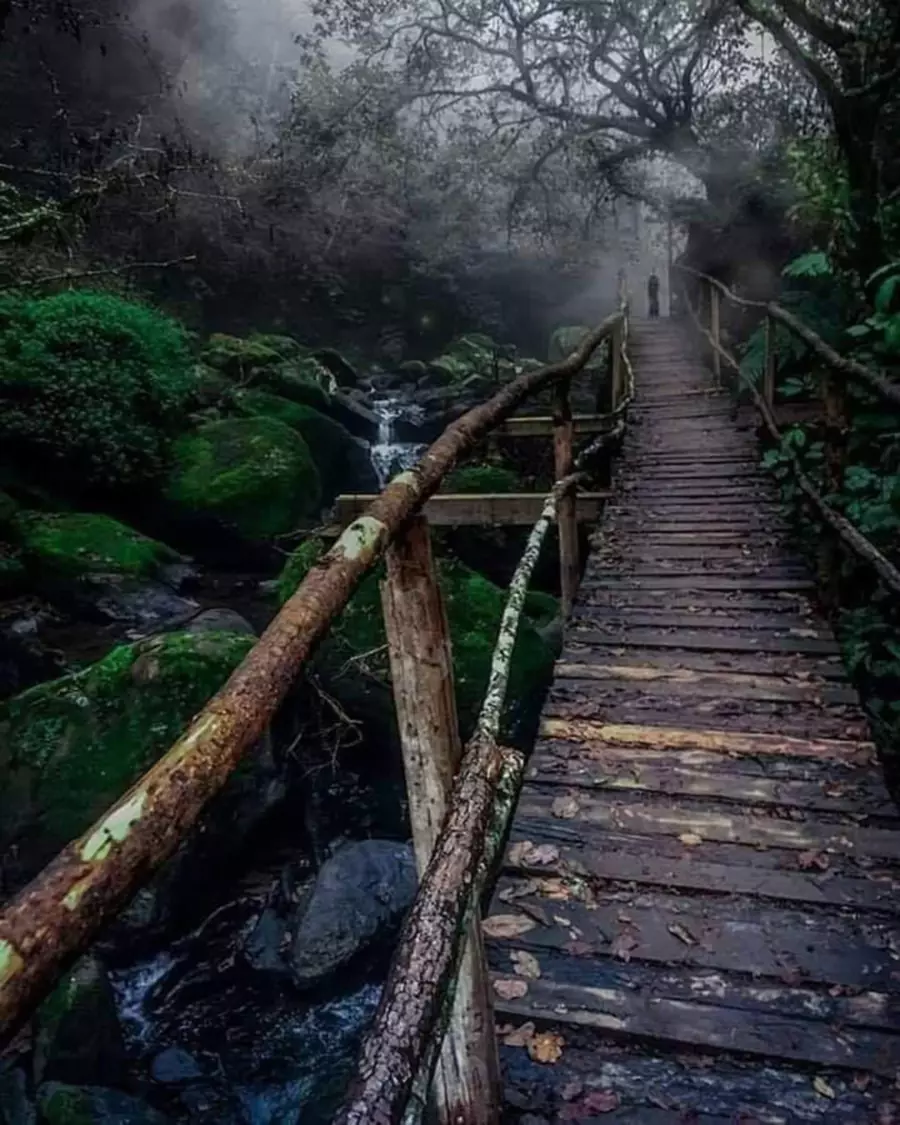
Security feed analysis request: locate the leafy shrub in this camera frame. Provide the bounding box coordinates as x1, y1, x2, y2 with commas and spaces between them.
0, 290, 194, 491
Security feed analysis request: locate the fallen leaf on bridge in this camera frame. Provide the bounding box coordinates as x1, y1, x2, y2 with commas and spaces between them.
798, 850, 830, 871
511, 950, 541, 979
509, 841, 561, 867
483, 914, 536, 939
493, 977, 529, 1000
678, 832, 703, 846
501, 1021, 535, 1047
551, 795, 581, 819
667, 921, 697, 945
813, 1076, 836, 1099
560, 1089, 620, 1116
527, 1030, 564, 1064
611, 930, 639, 961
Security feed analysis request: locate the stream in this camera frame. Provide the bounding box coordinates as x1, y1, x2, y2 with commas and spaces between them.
368, 395, 427, 488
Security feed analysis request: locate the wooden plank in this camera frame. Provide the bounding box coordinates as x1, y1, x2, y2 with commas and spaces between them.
497, 413, 614, 437
517, 787, 900, 860
554, 661, 856, 701
325, 490, 610, 532
579, 575, 815, 590
568, 626, 840, 655
496, 1041, 888, 1124
528, 752, 897, 817
505, 827, 900, 912
492, 976, 900, 1076
539, 718, 875, 763
488, 882, 900, 997
565, 609, 821, 631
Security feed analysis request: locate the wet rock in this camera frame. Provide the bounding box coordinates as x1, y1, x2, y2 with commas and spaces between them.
328, 390, 379, 441
150, 1048, 203, 1086
288, 840, 416, 987
314, 348, 359, 389
85, 577, 198, 630
36, 1084, 174, 1125
0, 1067, 35, 1125
183, 608, 257, 637
34, 957, 127, 1088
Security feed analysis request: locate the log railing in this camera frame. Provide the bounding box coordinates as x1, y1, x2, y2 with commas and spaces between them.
678, 266, 900, 599
0, 280, 633, 1125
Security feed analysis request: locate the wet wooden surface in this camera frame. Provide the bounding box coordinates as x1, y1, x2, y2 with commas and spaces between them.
486, 319, 900, 1122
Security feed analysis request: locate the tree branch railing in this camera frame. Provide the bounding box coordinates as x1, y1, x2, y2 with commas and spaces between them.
677, 263, 900, 410
0, 281, 633, 1125
677, 268, 900, 600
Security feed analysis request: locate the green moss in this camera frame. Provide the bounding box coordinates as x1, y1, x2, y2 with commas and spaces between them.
13, 511, 177, 581
164, 417, 321, 539
38, 1085, 94, 1125
200, 333, 334, 409
277, 539, 553, 732
444, 465, 521, 494
0, 631, 254, 857
0, 290, 194, 490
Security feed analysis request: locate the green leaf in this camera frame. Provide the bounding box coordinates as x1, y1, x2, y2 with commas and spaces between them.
783, 251, 831, 279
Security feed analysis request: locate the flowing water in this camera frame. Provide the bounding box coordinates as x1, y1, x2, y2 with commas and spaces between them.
369, 396, 426, 487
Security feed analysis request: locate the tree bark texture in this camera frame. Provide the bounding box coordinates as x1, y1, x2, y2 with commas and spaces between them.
553, 377, 579, 618
0, 309, 624, 1048
684, 283, 900, 598
381, 517, 500, 1125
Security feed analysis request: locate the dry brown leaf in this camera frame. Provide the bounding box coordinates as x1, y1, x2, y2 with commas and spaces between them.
511, 950, 541, 980
667, 921, 696, 946
678, 832, 703, 846
498, 880, 537, 903
527, 843, 561, 867
611, 930, 639, 962
482, 914, 537, 939
551, 795, 581, 819
813, 1076, 836, 1099
560, 1079, 584, 1102
564, 939, 594, 957
527, 1030, 564, 1064
493, 977, 528, 1000
798, 850, 830, 871
508, 840, 535, 866
502, 1021, 535, 1047
537, 877, 571, 901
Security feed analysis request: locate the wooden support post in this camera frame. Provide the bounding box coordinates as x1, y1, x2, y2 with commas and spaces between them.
380, 517, 500, 1125
763, 315, 776, 408
818, 365, 848, 608
709, 282, 721, 386
610, 320, 624, 412
554, 377, 579, 617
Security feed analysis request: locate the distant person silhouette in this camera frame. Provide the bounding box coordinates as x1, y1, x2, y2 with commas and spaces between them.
648, 273, 660, 318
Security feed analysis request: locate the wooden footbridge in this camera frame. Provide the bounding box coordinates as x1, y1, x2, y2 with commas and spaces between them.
2, 277, 899, 1124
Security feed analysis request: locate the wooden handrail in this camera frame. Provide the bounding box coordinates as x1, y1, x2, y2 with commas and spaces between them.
0, 308, 627, 1052
681, 279, 900, 598
676, 264, 900, 409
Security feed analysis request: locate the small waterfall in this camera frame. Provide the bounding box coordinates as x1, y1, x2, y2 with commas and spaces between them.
370, 396, 426, 487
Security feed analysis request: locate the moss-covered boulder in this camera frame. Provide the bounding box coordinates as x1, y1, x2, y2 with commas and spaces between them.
34, 957, 127, 1088
164, 417, 321, 540
12, 512, 177, 583
0, 630, 253, 875
548, 325, 608, 369
428, 333, 515, 385
277, 540, 554, 736
0, 290, 195, 493
200, 333, 335, 410
233, 391, 377, 499
444, 465, 521, 494
37, 1084, 173, 1125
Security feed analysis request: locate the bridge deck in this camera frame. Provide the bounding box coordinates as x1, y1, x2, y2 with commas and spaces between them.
486, 319, 900, 1122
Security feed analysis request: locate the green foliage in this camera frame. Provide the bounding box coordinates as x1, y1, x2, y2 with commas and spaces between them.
444, 464, 521, 493
845, 262, 900, 356
0, 631, 254, 861
277, 537, 554, 733
782, 251, 832, 279
12, 511, 177, 582
0, 290, 194, 491
164, 417, 322, 540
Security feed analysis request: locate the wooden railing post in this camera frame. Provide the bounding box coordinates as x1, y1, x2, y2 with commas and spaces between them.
380, 516, 500, 1125
610, 320, 624, 411
709, 281, 721, 386
554, 377, 579, 617
763, 315, 776, 408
